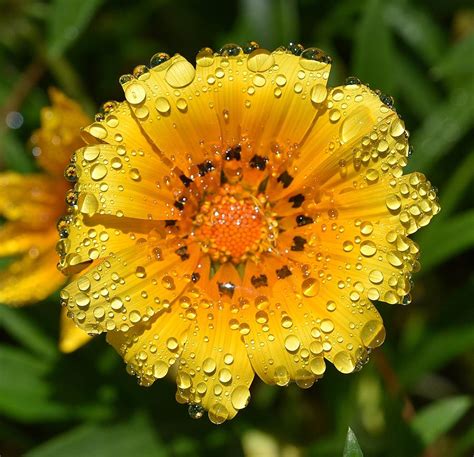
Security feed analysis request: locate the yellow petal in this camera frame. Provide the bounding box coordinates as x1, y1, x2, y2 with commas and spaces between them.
0, 172, 66, 226
31, 88, 90, 177
61, 240, 200, 334
73, 144, 177, 220
177, 302, 254, 423
106, 307, 190, 386
59, 307, 92, 353
0, 242, 65, 306
0, 222, 50, 257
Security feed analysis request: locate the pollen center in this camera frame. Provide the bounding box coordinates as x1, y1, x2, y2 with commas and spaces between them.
193, 185, 275, 263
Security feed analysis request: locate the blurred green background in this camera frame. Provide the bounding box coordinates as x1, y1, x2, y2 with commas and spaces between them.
0, 0, 473, 456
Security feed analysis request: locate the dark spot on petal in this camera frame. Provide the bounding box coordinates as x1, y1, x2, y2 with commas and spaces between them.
165, 220, 177, 227
174, 197, 187, 210
179, 174, 193, 187
249, 155, 268, 171
277, 171, 294, 188
218, 281, 235, 298
191, 272, 201, 283
225, 145, 241, 161
296, 215, 313, 227
197, 161, 215, 176
175, 246, 190, 261
291, 236, 307, 251
276, 265, 292, 279
251, 274, 268, 288
288, 194, 304, 208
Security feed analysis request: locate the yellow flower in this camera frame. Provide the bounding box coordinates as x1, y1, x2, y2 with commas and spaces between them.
58, 43, 440, 423
0, 88, 91, 353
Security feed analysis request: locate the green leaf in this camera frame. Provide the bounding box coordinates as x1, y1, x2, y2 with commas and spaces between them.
399, 324, 474, 386
385, 1, 445, 66
437, 152, 474, 219
1, 131, 36, 173
0, 307, 57, 360
417, 210, 474, 272
407, 88, 474, 173
353, 0, 396, 94
47, 0, 103, 58
25, 413, 168, 457
0, 345, 69, 422
395, 51, 440, 120
343, 427, 364, 457
433, 34, 474, 88
411, 396, 472, 446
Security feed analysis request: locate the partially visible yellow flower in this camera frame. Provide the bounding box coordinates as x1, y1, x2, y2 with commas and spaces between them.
58, 43, 440, 423
0, 88, 91, 352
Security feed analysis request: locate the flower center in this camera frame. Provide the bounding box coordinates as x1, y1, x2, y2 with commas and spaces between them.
193, 185, 276, 264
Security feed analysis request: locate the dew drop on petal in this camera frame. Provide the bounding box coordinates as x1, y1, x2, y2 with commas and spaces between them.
231, 385, 251, 410
333, 350, 355, 374
360, 320, 386, 348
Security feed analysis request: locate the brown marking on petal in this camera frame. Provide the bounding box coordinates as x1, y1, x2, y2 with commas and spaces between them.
276, 265, 292, 279
288, 194, 304, 208
197, 161, 215, 176
175, 246, 190, 261
277, 171, 294, 188
224, 145, 242, 161
179, 174, 193, 187
291, 236, 307, 251
251, 274, 268, 288
249, 155, 268, 171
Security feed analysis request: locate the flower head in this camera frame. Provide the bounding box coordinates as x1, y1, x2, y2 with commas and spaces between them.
58, 44, 440, 423
0, 88, 91, 352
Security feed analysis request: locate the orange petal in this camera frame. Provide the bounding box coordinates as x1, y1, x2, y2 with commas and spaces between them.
0, 222, 51, 257
61, 240, 200, 334
59, 307, 92, 352
31, 88, 90, 177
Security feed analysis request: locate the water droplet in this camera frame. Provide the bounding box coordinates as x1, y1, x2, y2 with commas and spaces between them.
176, 98, 188, 112
129, 310, 141, 323
302, 277, 320, 297
111, 297, 123, 311
124, 83, 146, 105
155, 97, 171, 115
219, 368, 232, 383
369, 270, 384, 284
284, 334, 301, 352
196, 47, 215, 67
208, 402, 228, 424
310, 84, 327, 104
275, 74, 287, 87
188, 403, 205, 419
274, 365, 290, 386
340, 107, 373, 144
329, 109, 341, 123
90, 163, 108, 181
300, 47, 331, 70
253, 74, 266, 87
176, 371, 191, 389
310, 357, 326, 375
360, 320, 386, 348
247, 49, 275, 72
83, 145, 101, 162
360, 241, 377, 257
165, 59, 196, 88
386, 194, 402, 211
167, 337, 179, 351
231, 385, 251, 410
391, 117, 405, 137
153, 361, 169, 378
78, 192, 99, 216
202, 357, 217, 375
320, 319, 334, 333
333, 351, 355, 374
88, 123, 107, 139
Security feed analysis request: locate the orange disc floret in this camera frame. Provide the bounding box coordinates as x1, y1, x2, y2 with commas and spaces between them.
194, 185, 269, 263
